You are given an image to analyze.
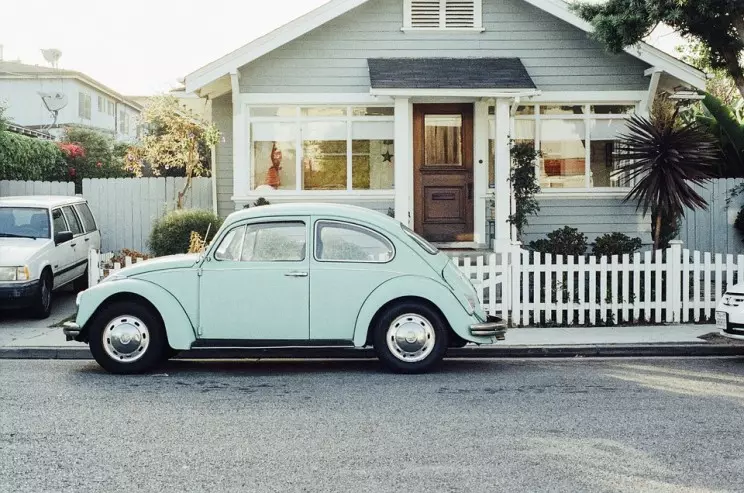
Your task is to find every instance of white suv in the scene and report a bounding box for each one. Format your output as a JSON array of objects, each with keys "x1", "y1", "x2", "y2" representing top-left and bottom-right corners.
[{"x1": 0, "y1": 196, "x2": 101, "y2": 318}]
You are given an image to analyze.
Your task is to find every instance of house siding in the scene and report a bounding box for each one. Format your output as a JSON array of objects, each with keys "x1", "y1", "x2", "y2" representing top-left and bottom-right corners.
[
  {"x1": 238, "y1": 0, "x2": 650, "y2": 93},
  {"x1": 212, "y1": 94, "x2": 235, "y2": 218},
  {"x1": 522, "y1": 197, "x2": 653, "y2": 247}
]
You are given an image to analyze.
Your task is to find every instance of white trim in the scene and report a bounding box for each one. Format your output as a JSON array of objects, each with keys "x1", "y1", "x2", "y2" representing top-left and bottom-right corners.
[
  {"x1": 493, "y1": 99, "x2": 511, "y2": 250},
  {"x1": 474, "y1": 101, "x2": 489, "y2": 244},
  {"x1": 401, "y1": 27, "x2": 485, "y2": 32},
  {"x1": 641, "y1": 70, "x2": 662, "y2": 115},
  {"x1": 394, "y1": 97, "x2": 413, "y2": 227},
  {"x1": 184, "y1": 0, "x2": 706, "y2": 94},
  {"x1": 232, "y1": 190, "x2": 395, "y2": 201},
  {"x1": 536, "y1": 190, "x2": 631, "y2": 199},
  {"x1": 519, "y1": 0, "x2": 706, "y2": 89},
  {"x1": 231, "y1": 72, "x2": 250, "y2": 198},
  {"x1": 526, "y1": 91, "x2": 646, "y2": 103},
  {"x1": 239, "y1": 93, "x2": 394, "y2": 105},
  {"x1": 371, "y1": 88, "x2": 541, "y2": 98},
  {"x1": 403, "y1": 0, "x2": 483, "y2": 31}
]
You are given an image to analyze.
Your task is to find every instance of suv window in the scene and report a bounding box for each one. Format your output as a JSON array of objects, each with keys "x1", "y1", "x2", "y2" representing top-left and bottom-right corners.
[
  {"x1": 315, "y1": 221, "x2": 394, "y2": 262},
  {"x1": 74, "y1": 203, "x2": 97, "y2": 233},
  {"x1": 51, "y1": 208, "x2": 69, "y2": 234},
  {"x1": 61, "y1": 206, "x2": 83, "y2": 235}
]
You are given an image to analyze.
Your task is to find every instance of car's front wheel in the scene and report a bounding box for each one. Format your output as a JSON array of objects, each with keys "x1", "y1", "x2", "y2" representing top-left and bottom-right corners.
[
  {"x1": 372, "y1": 302, "x2": 449, "y2": 374},
  {"x1": 30, "y1": 270, "x2": 53, "y2": 319},
  {"x1": 88, "y1": 301, "x2": 167, "y2": 374}
]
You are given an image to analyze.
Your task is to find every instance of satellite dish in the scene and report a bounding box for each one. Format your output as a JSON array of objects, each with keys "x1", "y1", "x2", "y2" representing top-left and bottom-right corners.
[
  {"x1": 38, "y1": 92, "x2": 68, "y2": 129},
  {"x1": 40, "y1": 48, "x2": 62, "y2": 68}
]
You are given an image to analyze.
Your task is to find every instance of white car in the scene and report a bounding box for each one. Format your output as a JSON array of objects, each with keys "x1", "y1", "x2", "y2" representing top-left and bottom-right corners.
[
  {"x1": 0, "y1": 196, "x2": 101, "y2": 318},
  {"x1": 715, "y1": 287, "x2": 744, "y2": 341}
]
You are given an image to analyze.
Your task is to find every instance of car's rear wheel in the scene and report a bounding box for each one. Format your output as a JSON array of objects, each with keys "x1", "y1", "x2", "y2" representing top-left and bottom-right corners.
[
  {"x1": 372, "y1": 302, "x2": 449, "y2": 374},
  {"x1": 88, "y1": 301, "x2": 166, "y2": 374},
  {"x1": 30, "y1": 270, "x2": 53, "y2": 319},
  {"x1": 73, "y1": 269, "x2": 89, "y2": 292}
]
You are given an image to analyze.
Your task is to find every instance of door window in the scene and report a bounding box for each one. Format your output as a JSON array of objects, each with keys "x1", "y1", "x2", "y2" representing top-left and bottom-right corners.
[
  {"x1": 424, "y1": 114, "x2": 463, "y2": 166},
  {"x1": 74, "y1": 203, "x2": 97, "y2": 232},
  {"x1": 61, "y1": 206, "x2": 83, "y2": 235},
  {"x1": 315, "y1": 221, "x2": 394, "y2": 262},
  {"x1": 214, "y1": 226, "x2": 246, "y2": 261},
  {"x1": 241, "y1": 222, "x2": 306, "y2": 262},
  {"x1": 51, "y1": 208, "x2": 69, "y2": 234}
]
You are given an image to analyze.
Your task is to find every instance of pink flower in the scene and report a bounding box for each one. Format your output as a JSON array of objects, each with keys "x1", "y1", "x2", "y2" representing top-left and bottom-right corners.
[
  {"x1": 96, "y1": 162, "x2": 102, "y2": 168},
  {"x1": 68, "y1": 167, "x2": 76, "y2": 177}
]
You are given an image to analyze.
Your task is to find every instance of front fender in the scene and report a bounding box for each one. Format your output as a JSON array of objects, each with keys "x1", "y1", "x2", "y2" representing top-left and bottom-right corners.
[
  {"x1": 76, "y1": 279, "x2": 197, "y2": 350},
  {"x1": 352, "y1": 275, "x2": 493, "y2": 347}
]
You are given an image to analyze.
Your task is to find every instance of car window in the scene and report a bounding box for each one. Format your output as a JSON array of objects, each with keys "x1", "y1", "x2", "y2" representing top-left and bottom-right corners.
[
  {"x1": 241, "y1": 222, "x2": 306, "y2": 262},
  {"x1": 61, "y1": 206, "x2": 83, "y2": 235},
  {"x1": 51, "y1": 208, "x2": 69, "y2": 235},
  {"x1": 0, "y1": 207, "x2": 50, "y2": 239},
  {"x1": 74, "y1": 203, "x2": 97, "y2": 233},
  {"x1": 315, "y1": 221, "x2": 394, "y2": 262},
  {"x1": 214, "y1": 226, "x2": 246, "y2": 261}
]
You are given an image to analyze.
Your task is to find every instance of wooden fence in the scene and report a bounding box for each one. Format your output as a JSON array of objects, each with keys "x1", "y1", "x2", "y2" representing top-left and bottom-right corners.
[
  {"x1": 0, "y1": 180, "x2": 74, "y2": 196},
  {"x1": 677, "y1": 178, "x2": 744, "y2": 254}
]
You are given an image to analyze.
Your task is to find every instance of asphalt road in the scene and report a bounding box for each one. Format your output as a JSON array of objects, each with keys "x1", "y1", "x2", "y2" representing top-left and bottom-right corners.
[{"x1": 2, "y1": 358, "x2": 744, "y2": 493}]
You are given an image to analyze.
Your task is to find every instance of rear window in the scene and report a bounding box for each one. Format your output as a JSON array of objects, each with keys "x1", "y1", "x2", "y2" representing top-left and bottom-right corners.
[
  {"x1": 401, "y1": 224, "x2": 438, "y2": 255},
  {"x1": 75, "y1": 203, "x2": 97, "y2": 232}
]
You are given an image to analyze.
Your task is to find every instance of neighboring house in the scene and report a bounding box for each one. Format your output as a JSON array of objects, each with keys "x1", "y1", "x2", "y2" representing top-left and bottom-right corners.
[
  {"x1": 184, "y1": 0, "x2": 706, "y2": 249},
  {"x1": 0, "y1": 61, "x2": 141, "y2": 142},
  {"x1": 129, "y1": 87, "x2": 213, "y2": 122}
]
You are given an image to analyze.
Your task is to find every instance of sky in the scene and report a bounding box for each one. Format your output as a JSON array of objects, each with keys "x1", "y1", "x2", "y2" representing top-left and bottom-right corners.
[{"x1": 1, "y1": 0, "x2": 683, "y2": 97}]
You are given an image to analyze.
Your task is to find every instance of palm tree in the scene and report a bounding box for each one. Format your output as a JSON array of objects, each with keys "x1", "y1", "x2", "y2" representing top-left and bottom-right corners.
[{"x1": 615, "y1": 114, "x2": 721, "y2": 251}]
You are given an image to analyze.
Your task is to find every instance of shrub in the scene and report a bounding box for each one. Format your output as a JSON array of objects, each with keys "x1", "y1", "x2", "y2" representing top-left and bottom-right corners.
[
  {"x1": 243, "y1": 197, "x2": 271, "y2": 209},
  {"x1": 528, "y1": 226, "x2": 588, "y2": 257},
  {"x1": 60, "y1": 127, "x2": 133, "y2": 191},
  {"x1": 735, "y1": 206, "x2": 744, "y2": 240},
  {"x1": 0, "y1": 132, "x2": 67, "y2": 181},
  {"x1": 149, "y1": 209, "x2": 223, "y2": 257},
  {"x1": 593, "y1": 233, "x2": 643, "y2": 257}
]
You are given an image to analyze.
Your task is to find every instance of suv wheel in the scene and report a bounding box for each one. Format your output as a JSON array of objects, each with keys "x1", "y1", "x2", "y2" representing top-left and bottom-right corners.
[{"x1": 31, "y1": 270, "x2": 53, "y2": 319}]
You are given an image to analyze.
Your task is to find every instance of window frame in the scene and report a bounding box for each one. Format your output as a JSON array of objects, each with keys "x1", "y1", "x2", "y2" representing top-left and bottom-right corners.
[
  {"x1": 213, "y1": 220, "x2": 308, "y2": 263},
  {"x1": 51, "y1": 207, "x2": 70, "y2": 235},
  {"x1": 74, "y1": 203, "x2": 98, "y2": 233},
  {"x1": 248, "y1": 105, "x2": 395, "y2": 192},
  {"x1": 403, "y1": 0, "x2": 484, "y2": 31},
  {"x1": 78, "y1": 92, "x2": 91, "y2": 120},
  {"x1": 313, "y1": 219, "x2": 396, "y2": 264},
  {"x1": 490, "y1": 102, "x2": 638, "y2": 192},
  {"x1": 61, "y1": 206, "x2": 84, "y2": 236}
]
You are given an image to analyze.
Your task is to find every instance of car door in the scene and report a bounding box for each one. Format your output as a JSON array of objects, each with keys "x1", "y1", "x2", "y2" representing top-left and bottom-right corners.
[
  {"x1": 50, "y1": 208, "x2": 75, "y2": 288},
  {"x1": 60, "y1": 205, "x2": 87, "y2": 280},
  {"x1": 198, "y1": 217, "x2": 310, "y2": 343},
  {"x1": 309, "y1": 219, "x2": 396, "y2": 341},
  {"x1": 74, "y1": 201, "x2": 101, "y2": 254}
]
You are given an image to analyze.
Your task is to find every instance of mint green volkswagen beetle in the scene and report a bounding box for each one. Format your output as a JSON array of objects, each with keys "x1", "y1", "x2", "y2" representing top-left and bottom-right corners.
[{"x1": 64, "y1": 203, "x2": 505, "y2": 374}]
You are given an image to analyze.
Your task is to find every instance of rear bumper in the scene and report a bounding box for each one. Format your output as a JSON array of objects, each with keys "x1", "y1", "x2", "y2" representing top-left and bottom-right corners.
[
  {"x1": 470, "y1": 315, "x2": 507, "y2": 340},
  {"x1": 0, "y1": 280, "x2": 39, "y2": 309},
  {"x1": 63, "y1": 321, "x2": 83, "y2": 342}
]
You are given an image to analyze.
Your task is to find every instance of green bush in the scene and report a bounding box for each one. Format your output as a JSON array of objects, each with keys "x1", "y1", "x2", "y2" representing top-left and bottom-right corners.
[
  {"x1": 593, "y1": 233, "x2": 643, "y2": 257},
  {"x1": 61, "y1": 127, "x2": 134, "y2": 192},
  {"x1": 149, "y1": 209, "x2": 223, "y2": 257},
  {"x1": 0, "y1": 132, "x2": 67, "y2": 181},
  {"x1": 528, "y1": 226, "x2": 588, "y2": 257}
]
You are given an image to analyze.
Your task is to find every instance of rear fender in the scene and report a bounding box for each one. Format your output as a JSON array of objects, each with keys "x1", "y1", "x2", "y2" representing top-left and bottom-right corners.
[{"x1": 76, "y1": 279, "x2": 197, "y2": 350}]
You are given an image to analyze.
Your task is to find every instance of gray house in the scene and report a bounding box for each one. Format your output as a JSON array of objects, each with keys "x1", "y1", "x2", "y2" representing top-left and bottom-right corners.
[{"x1": 184, "y1": 0, "x2": 706, "y2": 250}]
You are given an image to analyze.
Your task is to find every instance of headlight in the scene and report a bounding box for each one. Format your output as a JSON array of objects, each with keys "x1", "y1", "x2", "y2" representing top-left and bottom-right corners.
[{"x1": 0, "y1": 266, "x2": 30, "y2": 281}]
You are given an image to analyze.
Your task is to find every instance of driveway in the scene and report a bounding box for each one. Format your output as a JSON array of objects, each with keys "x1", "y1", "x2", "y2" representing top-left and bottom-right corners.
[{"x1": 0, "y1": 285, "x2": 79, "y2": 347}]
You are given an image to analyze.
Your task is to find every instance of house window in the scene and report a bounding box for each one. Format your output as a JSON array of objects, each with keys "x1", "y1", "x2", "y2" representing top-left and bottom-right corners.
[
  {"x1": 489, "y1": 104, "x2": 636, "y2": 190},
  {"x1": 97, "y1": 96, "x2": 104, "y2": 113},
  {"x1": 78, "y1": 92, "x2": 91, "y2": 120},
  {"x1": 107, "y1": 100, "x2": 115, "y2": 116},
  {"x1": 249, "y1": 106, "x2": 395, "y2": 192},
  {"x1": 404, "y1": 0, "x2": 483, "y2": 30},
  {"x1": 119, "y1": 111, "x2": 130, "y2": 134}
]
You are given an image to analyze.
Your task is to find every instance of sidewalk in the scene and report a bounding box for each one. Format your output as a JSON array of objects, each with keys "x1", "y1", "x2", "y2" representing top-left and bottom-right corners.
[{"x1": 1, "y1": 323, "x2": 741, "y2": 360}]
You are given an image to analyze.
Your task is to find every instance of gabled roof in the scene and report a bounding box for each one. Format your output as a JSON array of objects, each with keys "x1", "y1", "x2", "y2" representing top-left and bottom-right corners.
[
  {"x1": 368, "y1": 58, "x2": 536, "y2": 89},
  {"x1": 0, "y1": 61, "x2": 142, "y2": 111},
  {"x1": 184, "y1": 0, "x2": 707, "y2": 94}
]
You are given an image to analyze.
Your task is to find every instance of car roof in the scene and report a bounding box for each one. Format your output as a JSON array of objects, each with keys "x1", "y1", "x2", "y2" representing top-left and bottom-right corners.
[
  {"x1": 226, "y1": 202, "x2": 400, "y2": 229},
  {"x1": 0, "y1": 195, "x2": 86, "y2": 208}
]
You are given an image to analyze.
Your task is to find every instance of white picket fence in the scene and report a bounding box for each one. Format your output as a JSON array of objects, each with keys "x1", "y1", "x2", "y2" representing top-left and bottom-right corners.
[
  {"x1": 0, "y1": 180, "x2": 75, "y2": 196},
  {"x1": 89, "y1": 240, "x2": 734, "y2": 327}
]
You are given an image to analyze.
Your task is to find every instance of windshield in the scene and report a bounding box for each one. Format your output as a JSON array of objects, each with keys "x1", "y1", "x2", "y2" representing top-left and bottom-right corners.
[
  {"x1": 0, "y1": 207, "x2": 51, "y2": 239},
  {"x1": 401, "y1": 224, "x2": 439, "y2": 255}
]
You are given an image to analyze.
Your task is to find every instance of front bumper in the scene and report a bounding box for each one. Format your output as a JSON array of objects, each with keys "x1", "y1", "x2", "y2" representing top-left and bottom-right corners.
[
  {"x1": 63, "y1": 321, "x2": 83, "y2": 342},
  {"x1": 0, "y1": 280, "x2": 39, "y2": 308},
  {"x1": 470, "y1": 315, "x2": 507, "y2": 340}
]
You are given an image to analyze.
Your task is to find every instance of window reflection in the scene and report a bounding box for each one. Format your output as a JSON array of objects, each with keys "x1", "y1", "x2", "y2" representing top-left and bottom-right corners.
[{"x1": 425, "y1": 115, "x2": 462, "y2": 166}]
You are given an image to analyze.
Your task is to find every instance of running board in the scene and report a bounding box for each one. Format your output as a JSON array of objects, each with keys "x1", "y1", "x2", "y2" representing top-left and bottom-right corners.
[{"x1": 191, "y1": 339, "x2": 354, "y2": 349}]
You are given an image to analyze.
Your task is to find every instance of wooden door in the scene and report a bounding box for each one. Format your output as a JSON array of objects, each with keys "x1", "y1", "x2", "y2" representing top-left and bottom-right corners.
[{"x1": 413, "y1": 104, "x2": 474, "y2": 243}]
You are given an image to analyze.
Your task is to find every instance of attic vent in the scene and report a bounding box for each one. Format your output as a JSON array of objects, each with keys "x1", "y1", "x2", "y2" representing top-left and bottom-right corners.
[{"x1": 405, "y1": 0, "x2": 483, "y2": 30}]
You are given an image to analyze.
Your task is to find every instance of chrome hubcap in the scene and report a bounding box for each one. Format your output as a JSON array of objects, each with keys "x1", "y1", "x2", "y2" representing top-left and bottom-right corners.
[
  {"x1": 102, "y1": 316, "x2": 150, "y2": 363},
  {"x1": 41, "y1": 279, "x2": 50, "y2": 310},
  {"x1": 386, "y1": 313, "x2": 435, "y2": 363}
]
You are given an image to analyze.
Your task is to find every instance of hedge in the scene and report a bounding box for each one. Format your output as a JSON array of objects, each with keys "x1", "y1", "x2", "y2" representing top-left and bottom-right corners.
[{"x1": 0, "y1": 132, "x2": 67, "y2": 181}]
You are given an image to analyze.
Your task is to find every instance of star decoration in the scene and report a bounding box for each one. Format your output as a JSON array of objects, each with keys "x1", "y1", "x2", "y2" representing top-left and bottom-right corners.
[{"x1": 382, "y1": 150, "x2": 393, "y2": 163}]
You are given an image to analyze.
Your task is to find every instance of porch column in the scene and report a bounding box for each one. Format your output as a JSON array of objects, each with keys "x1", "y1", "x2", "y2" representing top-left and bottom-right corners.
[
  {"x1": 394, "y1": 97, "x2": 413, "y2": 227},
  {"x1": 231, "y1": 71, "x2": 250, "y2": 205},
  {"x1": 493, "y1": 98, "x2": 512, "y2": 251},
  {"x1": 473, "y1": 100, "x2": 489, "y2": 245}
]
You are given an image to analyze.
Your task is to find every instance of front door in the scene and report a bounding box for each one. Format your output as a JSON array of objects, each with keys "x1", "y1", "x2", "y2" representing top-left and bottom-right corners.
[
  {"x1": 198, "y1": 218, "x2": 310, "y2": 343},
  {"x1": 413, "y1": 104, "x2": 474, "y2": 243}
]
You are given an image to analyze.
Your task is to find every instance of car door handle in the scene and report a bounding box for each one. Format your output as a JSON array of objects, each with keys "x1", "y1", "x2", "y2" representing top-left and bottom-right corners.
[
  {"x1": 85, "y1": 238, "x2": 90, "y2": 242},
  {"x1": 284, "y1": 271, "x2": 308, "y2": 278},
  {"x1": 70, "y1": 243, "x2": 76, "y2": 247}
]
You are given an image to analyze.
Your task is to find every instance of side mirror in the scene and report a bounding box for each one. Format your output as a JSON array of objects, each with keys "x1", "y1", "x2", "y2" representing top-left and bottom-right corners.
[{"x1": 55, "y1": 231, "x2": 73, "y2": 245}]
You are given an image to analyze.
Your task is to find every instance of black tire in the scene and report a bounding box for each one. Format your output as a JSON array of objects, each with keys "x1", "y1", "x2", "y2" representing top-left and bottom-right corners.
[
  {"x1": 372, "y1": 301, "x2": 449, "y2": 374},
  {"x1": 88, "y1": 301, "x2": 167, "y2": 374},
  {"x1": 31, "y1": 270, "x2": 53, "y2": 319},
  {"x1": 73, "y1": 269, "x2": 89, "y2": 292}
]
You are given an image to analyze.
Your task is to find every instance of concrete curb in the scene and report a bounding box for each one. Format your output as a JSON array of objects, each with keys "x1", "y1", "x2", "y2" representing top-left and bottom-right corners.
[{"x1": 1, "y1": 344, "x2": 742, "y2": 360}]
